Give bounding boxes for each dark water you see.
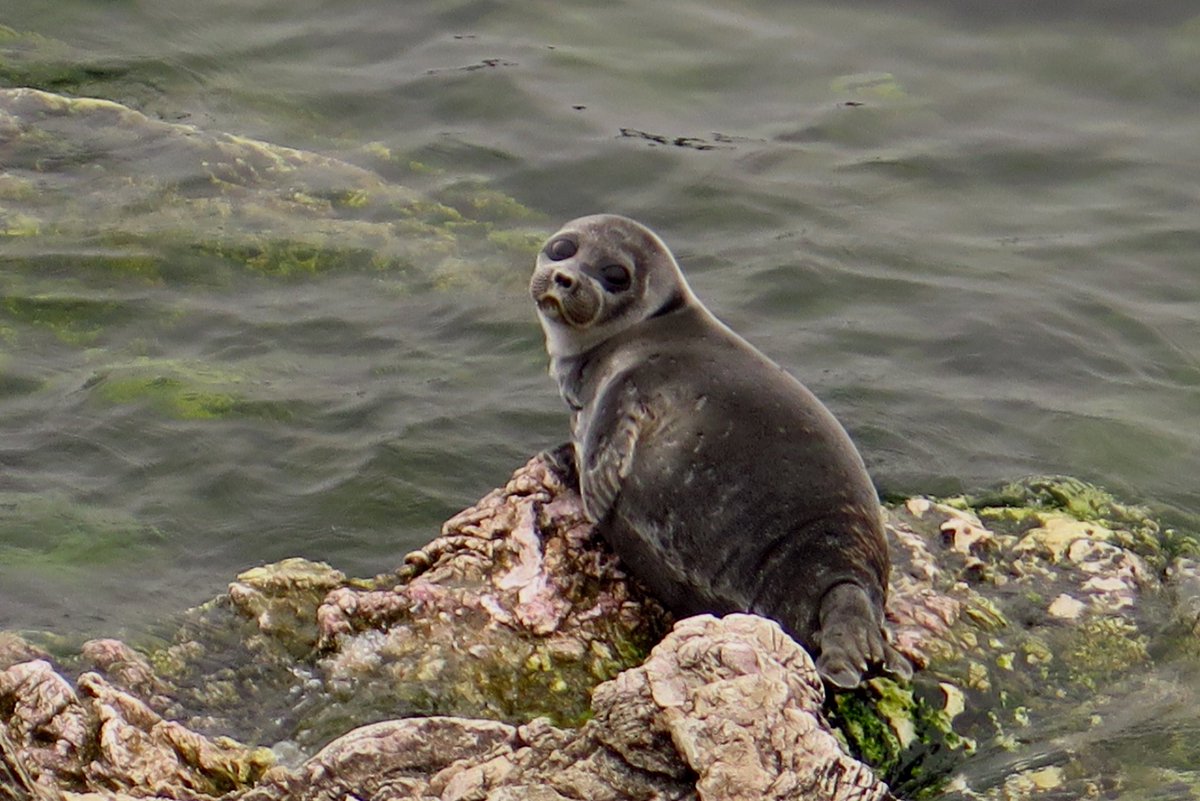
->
[2,0,1199,790]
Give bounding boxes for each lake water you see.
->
[2,0,1199,792]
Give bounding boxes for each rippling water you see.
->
[2,0,1199,790]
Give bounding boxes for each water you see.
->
[1,0,1199,791]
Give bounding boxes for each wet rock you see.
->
[0,632,49,671]
[245,615,892,801]
[229,558,348,657]
[79,638,173,713]
[1167,557,1200,640]
[312,455,668,731]
[1,463,1198,800]
[0,658,272,798]
[876,478,1200,797]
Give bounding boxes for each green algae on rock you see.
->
[1,294,133,346]
[880,477,1200,799]
[968,474,1199,570]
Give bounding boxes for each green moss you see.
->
[0,208,39,238]
[146,644,192,680]
[228,559,347,658]
[335,189,372,210]
[961,596,1008,631]
[0,175,35,201]
[487,228,547,258]
[356,143,447,179]
[99,374,236,419]
[208,239,391,277]
[205,740,276,788]
[974,476,1126,521]
[406,160,443,176]
[828,674,975,794]
[2,88,547,293]
[0,28,146,102]
[394,199,467,225]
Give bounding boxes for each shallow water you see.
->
[2,0,1199,792]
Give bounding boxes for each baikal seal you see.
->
[529,213,910,688]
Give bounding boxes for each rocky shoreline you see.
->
[3,454,1199,800]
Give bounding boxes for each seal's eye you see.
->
[546,237,577,261]
[600,264,632,293]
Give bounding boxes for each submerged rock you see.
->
[0,87,542,285]
[1,458,1198,800]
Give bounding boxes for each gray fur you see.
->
[531,214,911,688]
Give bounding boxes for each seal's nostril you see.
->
[554,271,574,289]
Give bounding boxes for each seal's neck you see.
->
[538,317,591,361]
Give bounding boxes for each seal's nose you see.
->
[553,271,575,289]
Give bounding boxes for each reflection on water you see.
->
[2,0,1200,794]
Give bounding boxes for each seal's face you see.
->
[531,214,691,358]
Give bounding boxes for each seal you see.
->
[530,214,910,688]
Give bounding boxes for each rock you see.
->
[3,616,890,801]
[80,638,174,712]
[229,558,349,657]
[310,455,669,731]
[1,462,1198,800]
[0,632,49,671]
[0,658,273,798]
[1167,557,1200,635]
[244,615,892,801]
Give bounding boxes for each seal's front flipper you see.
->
[540,441,580,490]
[814,583,883,689]
[579,382,648,524]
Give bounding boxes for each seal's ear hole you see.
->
[600,264,632,293]
[546,237,577,261]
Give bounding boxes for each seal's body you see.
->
[530,214,909,687]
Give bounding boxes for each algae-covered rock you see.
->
[82,456,665,756]
[872,476,1200,799]
[0,491,167,606]
[0,86,551,435]
[227,558,348,657]
[0,632,49,672]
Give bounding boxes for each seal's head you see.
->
[530,214,695,358]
